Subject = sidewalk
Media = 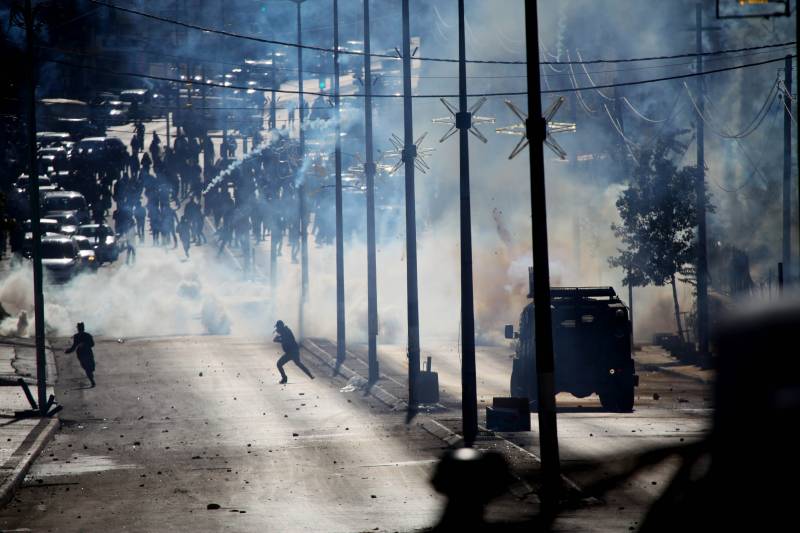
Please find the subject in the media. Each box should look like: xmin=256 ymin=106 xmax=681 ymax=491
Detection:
xmin=0 ymin=337 xmax=60 ymax=507
xmin=634 ymin=344 xmax=714 ymax=384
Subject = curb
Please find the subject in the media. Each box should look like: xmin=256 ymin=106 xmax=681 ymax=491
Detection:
xmin=0 ymin=417 xmax=61 ymax=507
xmin=301 ymin=339 xmax=407 ymax=410
xmin=302 ymin=338 xmax=585 ymax=495
xmin=637 ymin=363 xmax=714 ymax=385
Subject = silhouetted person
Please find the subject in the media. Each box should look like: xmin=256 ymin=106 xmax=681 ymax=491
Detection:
xmin=273 ymin=320 xmax=313 ymax=384
xmin=177 ymin=215 xmax=191 ymax=258
xmin=65 ymin=322 xmax=96 ymax=388
xmin=134 ymin=200 xmax=146 ymax=242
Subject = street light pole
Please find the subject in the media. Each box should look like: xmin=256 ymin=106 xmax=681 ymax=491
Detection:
xmin=524 ymin=0 xmax=561 ymax=509
xmin=291 ymin=0 xmax=309 ymax=338
xmin=333 ymin=0 xmax=346 ymax=367
xmin=783 ymin=54 xmax=792 ymax=282
xmin=270 ymin=50 xmax=278 ymax=130
xmin=695 ymin=3 xmax=710 ymax=362
xmin=24 ymin=0 xmax=48 ymax=416
xmin=455 ymin=0 xmax=478 ymax=447
xmin=401 ymin=0 xmax=421 ymax=409
xmin=363 ymin=0 xmax=379 ymax=384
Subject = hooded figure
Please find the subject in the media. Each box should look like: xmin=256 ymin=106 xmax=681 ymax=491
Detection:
xmin=273 ymin=320 xmax=314 ymax=384
xmin=65 ymin=322 xmax=96 ymax=387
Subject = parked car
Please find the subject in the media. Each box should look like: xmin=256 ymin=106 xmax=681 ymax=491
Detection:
xmin=38 ymin=146 xmax=70 ymax=173
xmin=104 ymin=100 xmax=131 ymax=126
xmin=22 ymin=218 xmax=63 ymax=257
xmin=42 ymin=191 xmax=90 ymax=225
xmin=119 ymin=88 xmax=163 ymax=119
xmin=36 ymin=131 xmax=72 ymax=148
xmin=72 ymin=235 xmax=98 ymax=271
xmin=76 ymin=223 xmax=118 ymax=263
xmin=46 ymin=212 xmax=81 ymax=237
xmin=75 ymin=136 xmax=127 ymax=162
xmin=39 ymin=235 xmax=83 ymax=283
xmin=37 ymin=98 xmax=100 ymax=139
xmin=14 ymin=174 xmax=59 ymax=194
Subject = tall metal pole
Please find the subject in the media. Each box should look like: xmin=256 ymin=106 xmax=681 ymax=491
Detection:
xmin=363 ymin=0 xmax=379 ymax=384
xmin=401 ymin=0 xmax=421 ymax=408
xmin=455 ymin=0 xmax=478 ymax=447
xmin=24 ymin=0 xmax=48 ymax=416
xmin=615 ymin=81 xmax=633 ymax=338
xmin=293 ymin=0 xmax=309 ymax=338
xmin=783 ymin=54 xmax=792 ymax=282
xmin=524 ymin=0 xmax=561 ymax=508
xmin=695 ymin=4 xmax=710 ymax=362
xmin=333 ymin=0 xmax=346 ymax=366
xmin=270 ymin=50 xmax=278 ymax=130
xmin=220 ymin=2 xmax=228 ymax=159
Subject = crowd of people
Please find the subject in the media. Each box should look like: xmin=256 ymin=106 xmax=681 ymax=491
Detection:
xmin=1 ymin=110 xmax=400 ymax=270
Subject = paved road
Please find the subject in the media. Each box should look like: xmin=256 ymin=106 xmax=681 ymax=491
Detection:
xmin=332 ymin=340 xmax=712 ymax=529
xmin=0 ymin=336 xmax=449 ymax=533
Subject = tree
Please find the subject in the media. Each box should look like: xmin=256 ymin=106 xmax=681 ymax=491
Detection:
xmin=609 ymin=131 xmax=711 ymax=342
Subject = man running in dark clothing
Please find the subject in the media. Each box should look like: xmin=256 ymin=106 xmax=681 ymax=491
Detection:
xmin=65 ymin=322 xmax=96 ymax=387
xmin=273 ymin=320 xmax=313 ymax=384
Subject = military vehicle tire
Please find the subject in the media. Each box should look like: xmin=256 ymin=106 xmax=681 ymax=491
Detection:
xmin=599 ymin=384 xmax=634 ymax=412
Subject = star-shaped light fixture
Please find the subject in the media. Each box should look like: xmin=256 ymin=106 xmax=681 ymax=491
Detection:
xmin=431 ymin=96 xmax=496 ymax=143
xmin=384 ymin=132 xmax=435 ymax=175
xmin=496 ymin=96 xmax=576 ymax=160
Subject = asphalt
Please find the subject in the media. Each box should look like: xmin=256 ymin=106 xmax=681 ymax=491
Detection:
xmin=0 ymin=335 xmax=457 ymax=532
xmin=0 ymin=338 xmax=60 ymax=508
xmin=304 ymin=338 xmax=713 ymax=532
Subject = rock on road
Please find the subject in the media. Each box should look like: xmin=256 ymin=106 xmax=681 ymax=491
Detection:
xmin=0 ymin=336 xmax=446 ymax=532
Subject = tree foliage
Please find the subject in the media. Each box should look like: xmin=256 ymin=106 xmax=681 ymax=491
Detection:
xmin=609 ymin=130 xmax=705 ymax=289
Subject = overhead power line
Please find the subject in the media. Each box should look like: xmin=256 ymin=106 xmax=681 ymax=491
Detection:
xmin=41 ymin=54 xmax=795 ymax=100
xmin=544 ymin=41 xmax=796 ymax=65
xmin=544 ymin=55 xmax=795 ymax=95
xmin=89 ymin=1 xmax=794 ymax=68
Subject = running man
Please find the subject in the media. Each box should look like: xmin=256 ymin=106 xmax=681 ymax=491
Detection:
xmin=273 ymin=320 xmax=314 ymax=384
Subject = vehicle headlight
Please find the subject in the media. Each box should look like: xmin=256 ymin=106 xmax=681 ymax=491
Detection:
xmin=105 ymin=236 xmax=115 ymax=244
xmin=88 ymin=255 xmax=95 ymax=262
xmin=609 ymin=368 xmax=616 ymax=375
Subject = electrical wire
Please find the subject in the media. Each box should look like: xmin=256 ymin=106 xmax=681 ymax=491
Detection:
xmin=88 ymin=1 xmax=795 ymax=68
xmin=40 ymin=54 xmax=796 ymax=100
xmin=601 ymin=104 xmax=642 ymax=174
xmin=546 ymin=41 xmax=797 ymax=65
xmin=621 ymin=97 xmax=669 ymax=123
xmin=778 ymin=80 xmax=797 ymax=124
xmin=683 ymin=79 xmax=779 ymax=139
xmin=566 ymin=50 xmax=598 ymax=114
xmin=576 ymin=50 xmax=614 ymax=100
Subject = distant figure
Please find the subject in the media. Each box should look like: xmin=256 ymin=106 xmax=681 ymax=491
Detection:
xmin=273 ymin=320 xmax=313 ymax=384
xmin=65 ymin=322 xmax=96 ymax=388
xmin=16 ymin=311 xmax=28 ymax=337
xmin=177 ymin=215 xmax=191 ymax=258
xmin=133 ymin=200 xmax=147 ymax=242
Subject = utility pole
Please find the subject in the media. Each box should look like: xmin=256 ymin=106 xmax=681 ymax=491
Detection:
xmin=270 ymin=50 xmax=278 ymax=130
xmin=454 ymin=0 xmax=478 ymax=447
xmin=401 ymin=0 xmax=421 ymax=408
xmin=220 ymin=2 xmax=228 ymax=160
xmin=291 ymin=0 xmax=309 ymax=338
xmin=783 ymin=54 xmax=792 ymax=282
xmin=333 ymin=0 xmax=346 ymax=367
xmin=363 ymin=0 xmax=379 ymax=384
xmin=524 ymin=0 xmax=561 ymax=509
xmin=614 ymin=81 xmax=634 ymax=337
xmin=24 ymin=0 xmax=48 ymax=416
xmin=695 ymin=3 xmax=710 ymax=363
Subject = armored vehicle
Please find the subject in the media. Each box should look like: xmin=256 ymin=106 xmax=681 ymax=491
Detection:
xmin=506 ymin=277 xmax=637 ymax=412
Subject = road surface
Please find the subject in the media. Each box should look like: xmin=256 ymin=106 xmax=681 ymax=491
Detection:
xmin=0 ymin=335 xmax=449 ymax=532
